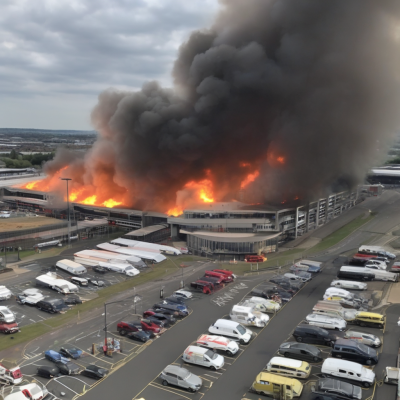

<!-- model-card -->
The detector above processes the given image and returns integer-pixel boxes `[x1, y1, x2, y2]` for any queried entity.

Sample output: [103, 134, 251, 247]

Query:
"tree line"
[0, 150, 54, 168]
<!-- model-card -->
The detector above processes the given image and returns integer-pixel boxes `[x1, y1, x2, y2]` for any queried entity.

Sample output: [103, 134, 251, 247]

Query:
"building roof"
[180, 229, 281, 243]
[126, 224, 169, 237]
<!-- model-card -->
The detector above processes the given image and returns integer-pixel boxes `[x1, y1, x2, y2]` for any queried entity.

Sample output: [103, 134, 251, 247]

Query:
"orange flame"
[167, 207, 184, 217]
[240, 170, 260, 189]
[277, 156, 285, 164]
[103, 199, 122, 208]
[184, 179, 215, 203]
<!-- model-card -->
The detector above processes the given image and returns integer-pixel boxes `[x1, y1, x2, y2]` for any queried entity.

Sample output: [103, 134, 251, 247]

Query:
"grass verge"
[305, 214, 375, 255]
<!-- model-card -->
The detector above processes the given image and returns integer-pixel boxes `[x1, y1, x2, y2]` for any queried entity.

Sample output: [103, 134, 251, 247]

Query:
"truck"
[4, 383, 48, 400]
[245, 255, 264, 263]
[0, 362, 22, 384]
[55, 259, 87, 275]
[35, 272, 79, 294]
[98, 261, 140, 276]
[74, 249, 147, 268]
[97, 243, 166, 263]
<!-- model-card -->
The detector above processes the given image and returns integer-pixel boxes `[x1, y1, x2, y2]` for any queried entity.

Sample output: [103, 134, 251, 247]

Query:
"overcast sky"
[0, 0, 219, 130]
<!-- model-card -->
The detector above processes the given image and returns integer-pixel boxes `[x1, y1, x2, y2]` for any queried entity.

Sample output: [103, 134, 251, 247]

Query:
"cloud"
[0, 0, 219, 129]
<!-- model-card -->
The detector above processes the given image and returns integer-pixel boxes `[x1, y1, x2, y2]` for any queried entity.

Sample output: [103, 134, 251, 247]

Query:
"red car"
[0, 321, 19, 334]
[117, 321, 141, 336]
[140, 319, 161, 334]
[212, 269, 235, 279]
[205, 270, 233, 283]
[190, 280, 214, 294]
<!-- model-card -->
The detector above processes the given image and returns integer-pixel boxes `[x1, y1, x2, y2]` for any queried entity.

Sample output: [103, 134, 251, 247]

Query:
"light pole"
[60, 178, 72, 246]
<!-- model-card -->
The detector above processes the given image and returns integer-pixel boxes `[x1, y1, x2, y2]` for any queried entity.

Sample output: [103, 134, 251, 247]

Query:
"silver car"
[160, 365, 202, 392]
[344, 330, 381, 348]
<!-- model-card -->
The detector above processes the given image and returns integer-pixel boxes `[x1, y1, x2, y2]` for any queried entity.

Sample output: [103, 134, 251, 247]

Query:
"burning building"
[19, 0, 400, 217]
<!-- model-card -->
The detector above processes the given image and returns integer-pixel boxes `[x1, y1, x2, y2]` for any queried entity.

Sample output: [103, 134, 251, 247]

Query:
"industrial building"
[0, 186, 360, 259]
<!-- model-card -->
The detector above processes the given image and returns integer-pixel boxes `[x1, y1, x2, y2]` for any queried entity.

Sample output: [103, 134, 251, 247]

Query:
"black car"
[332, 339, 378, 365]
[279, 342, 323, 362]
[59, 347, 82, 359]
[127, 330, 153, 342]
[37, 365, 60, 378]
[293, 324, 340, 347]
[81, 365, 109, 380]
[56, 361, 80, 375]
[144, 312, 175, 326]
[253, 286, 293, 302]
[153, 302, 188, 317]
[64, 295, 83, 305]
[93, 266, 108, 274]
[164, 296, 186, 305]
[150, 308, 179, 318]
[36, 299, 68, 313]
[269, 276, 303, 291]
[312, 378, 362, 400]
[310, 395, 348, 400]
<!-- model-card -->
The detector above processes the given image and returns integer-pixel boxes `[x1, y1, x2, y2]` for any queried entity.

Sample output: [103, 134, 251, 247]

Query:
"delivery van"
[265, 356, 311, 378]
[251, 372, 303, 398]
[196, 334, 239, 356]
[182, 346, 224, 370]
[208, 319, 252, 344]
[229, 305, 269, 327]
[321, 358, 375, 387]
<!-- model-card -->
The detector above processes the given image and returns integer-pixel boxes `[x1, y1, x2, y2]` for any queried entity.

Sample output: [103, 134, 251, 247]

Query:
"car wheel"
[378, 324, 383, 329]
[188, 388, 195, 393]
[366, 359, 372, 365]
[359, 322, 366, 327]
[119, 330, 127, 336]
[239, 339, 245, 345]
[162, 380, 169, 386]
[141, 338, 146, 342]
[296, 336, 303, 342]
[284, 352, 290, 358]
[226, 351, 233, 356]
[362, 381, 371, 388]
[313, 356, 319, 362]
[210, 366, 216, 371]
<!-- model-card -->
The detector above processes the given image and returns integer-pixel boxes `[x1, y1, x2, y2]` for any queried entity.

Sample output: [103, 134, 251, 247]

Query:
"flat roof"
[126, 224, 169, 237]
[181, 229, 281, 243]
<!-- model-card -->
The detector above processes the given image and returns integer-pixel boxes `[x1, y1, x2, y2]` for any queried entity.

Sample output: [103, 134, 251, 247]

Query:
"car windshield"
[357, 343, 371, 353]
[182, 370, 191, 380]
[237, 325, 246, 334]
[205, 350, 218, 360]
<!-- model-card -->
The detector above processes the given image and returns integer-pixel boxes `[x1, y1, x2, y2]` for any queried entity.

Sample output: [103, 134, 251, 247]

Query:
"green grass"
[0, 262, 178, 353]
[305, 214, 375, 255]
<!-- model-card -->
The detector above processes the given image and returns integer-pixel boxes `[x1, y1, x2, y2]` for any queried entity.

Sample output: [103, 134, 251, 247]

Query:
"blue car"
[59, 347, 82, 359]
[44, 350, 69, 364]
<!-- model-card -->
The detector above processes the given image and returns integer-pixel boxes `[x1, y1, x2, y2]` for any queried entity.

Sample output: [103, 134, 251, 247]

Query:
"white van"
[196, 334, 239, 356]
[324, 288, 353, 301]
[0, 286, 12, 301]
[229, 305, 269, 327]
[266, 356, 311, 379]
[364, 260, 387, 270]
[341, 266, 397, 282]
[330, 280, 367, 291]
[284, 273, 307, 283]
[182, 346, 224, 370]
[313, 302, 357, 321]
[321, 358, 375, 387]
[98, 262, 140, 277]
[208, 319, 253, 344]
[306, 313, 346, 331]
[56, 259, 87, 275]
[242, 297, 281, 313]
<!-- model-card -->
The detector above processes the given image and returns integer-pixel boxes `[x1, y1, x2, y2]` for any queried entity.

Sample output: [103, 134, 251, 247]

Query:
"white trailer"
[111, 238, 182, 255]
[97, 243, 166, 263]
[74, 249, 147, 268]
[35, 272, 79, 294]
[98, 262, 140, 276]
[341, 266, 398, 282]
[56, 259, 87, 275]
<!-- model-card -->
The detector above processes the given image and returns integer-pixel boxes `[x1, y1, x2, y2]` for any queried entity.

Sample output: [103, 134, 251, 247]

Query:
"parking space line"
[51, 377, 80, 395]
[149, 382, 193, 400]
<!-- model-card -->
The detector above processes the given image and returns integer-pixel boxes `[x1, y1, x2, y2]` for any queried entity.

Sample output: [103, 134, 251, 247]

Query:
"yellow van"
[252, 372, 303, 399]
[265, 357, 311, 379]
[355, 312, 385, 329]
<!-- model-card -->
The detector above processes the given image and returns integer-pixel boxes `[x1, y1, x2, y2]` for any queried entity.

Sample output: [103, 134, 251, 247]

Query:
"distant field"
[0, 216, 63, 233]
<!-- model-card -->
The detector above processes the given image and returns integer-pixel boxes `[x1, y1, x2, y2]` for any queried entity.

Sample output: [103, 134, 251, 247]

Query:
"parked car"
[127, 330, 153, 342]
[56, 361, 80, 375]
[278, 342, 323, 362]
[64, 295, 82, 305]
[16, 289, 44, 305]
[173, 289, 193, 299]
[390, 262, 400, 273]
[37, 365, 60, 378]
[196, 334, 239, 356]
[306, 313, 347, 331]
[93, 266, 108, 274]
[0, 306, 16, 323]
[164, 296, 186, 305]
[269, 276, 303, 292]
[0, 321, 19, 334]
[117, 321, 142, 336]
[70, 277, 88, 287]
[81, 365, 109, 379]
[332, 339, 378, 365]
[153, 301, 188, 317]
[250, 287, 283, 303]
[44, 350, 69, 364]
[143, 311, 175, 326]
[160, 365, 202, 392]
[151, 307, 180, 318]
[59, 347, 83, 359]
[88, 278, 105, 287]
[293, 325, 340, 346]
[344, 330, 381, 348]
[140, 319, 161, 334]
[36, 298, 68, 313]
[293, 270, 313, 281]
[145, 316, 168, 328]
[312, 378, 362, 400]
[284, 273, 309, 283]
[330, 280, 367, 290]
[3, 383, 49, 400]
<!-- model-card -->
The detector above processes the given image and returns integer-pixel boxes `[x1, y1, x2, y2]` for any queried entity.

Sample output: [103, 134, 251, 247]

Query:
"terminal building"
[0, 186, 359, 259]
[367, 165, 400, 185]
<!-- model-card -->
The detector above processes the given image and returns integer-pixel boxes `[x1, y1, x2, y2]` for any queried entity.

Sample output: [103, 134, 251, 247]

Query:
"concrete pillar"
[295, 207, 299, 238]
[316, 200, 320, 227]
[325, 197, 329, 222]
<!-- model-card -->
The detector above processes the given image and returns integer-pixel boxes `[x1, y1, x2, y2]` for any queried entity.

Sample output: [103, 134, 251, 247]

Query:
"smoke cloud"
[43, 0, 400, 211]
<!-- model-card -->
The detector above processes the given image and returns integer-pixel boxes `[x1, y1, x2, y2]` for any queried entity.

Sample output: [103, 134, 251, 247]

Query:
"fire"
[24, 181, 39, 190]
[81, 195, 97, 205]
[167, 207, 184, 217]
[277, 156, 285, 164]
[240, 170, 260, 189]
[103, 199, 122, 208]
[184, 179, 215, 203]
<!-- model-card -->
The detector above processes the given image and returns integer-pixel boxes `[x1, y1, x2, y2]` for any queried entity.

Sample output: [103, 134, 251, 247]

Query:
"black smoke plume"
[44, 0, 400, 211]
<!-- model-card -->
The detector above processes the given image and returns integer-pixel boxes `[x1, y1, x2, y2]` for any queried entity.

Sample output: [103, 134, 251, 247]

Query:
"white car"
[324, 287, 353, 301]
[0, 286, 12, 301]
[4, 383, 48, 400]
[330, 280, 367, 291]
[174, 289, 193, 299]
[242, 297, 281, 313]
[17, 289, 44, 305]
[364, 260, 387, 270]
[196, 334, 239, 355]
[284, 273, 307, 283]
[306, 313, 347, 331]
[0, 306, 16, 323]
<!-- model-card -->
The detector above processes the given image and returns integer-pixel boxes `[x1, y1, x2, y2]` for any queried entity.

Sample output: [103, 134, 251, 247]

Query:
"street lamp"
[60, 178, 72, 246]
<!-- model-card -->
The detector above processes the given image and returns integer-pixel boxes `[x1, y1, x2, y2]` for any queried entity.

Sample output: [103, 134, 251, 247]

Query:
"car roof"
[163, 365, 189, 376]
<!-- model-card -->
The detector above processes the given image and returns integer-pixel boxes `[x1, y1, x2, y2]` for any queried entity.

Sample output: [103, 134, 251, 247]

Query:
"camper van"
[265, 356, 311, 378]
[341, 266, 397, 282]
[321, 358, 375, 387]
[330, 280, 367, 290]
[313, 301, 357, 321]
[229, 305, 269, 327]
[241, 297, 281, 313]
[251, 372, 303, 398]
[338, 266, 375, 281]
[99, 262, 140, 277]
[182, 346, 224, 370]
[55, 259, 87, 275]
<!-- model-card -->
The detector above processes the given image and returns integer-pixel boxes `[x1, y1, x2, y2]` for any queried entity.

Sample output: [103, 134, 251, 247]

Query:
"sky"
[0, 0, 220, 130]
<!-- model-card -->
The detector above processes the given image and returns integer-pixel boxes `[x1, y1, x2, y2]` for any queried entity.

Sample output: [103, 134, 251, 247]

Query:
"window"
[349, 372, 354, 376]
[339, 369, 346, 373]
[260, 380, 269, 385]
